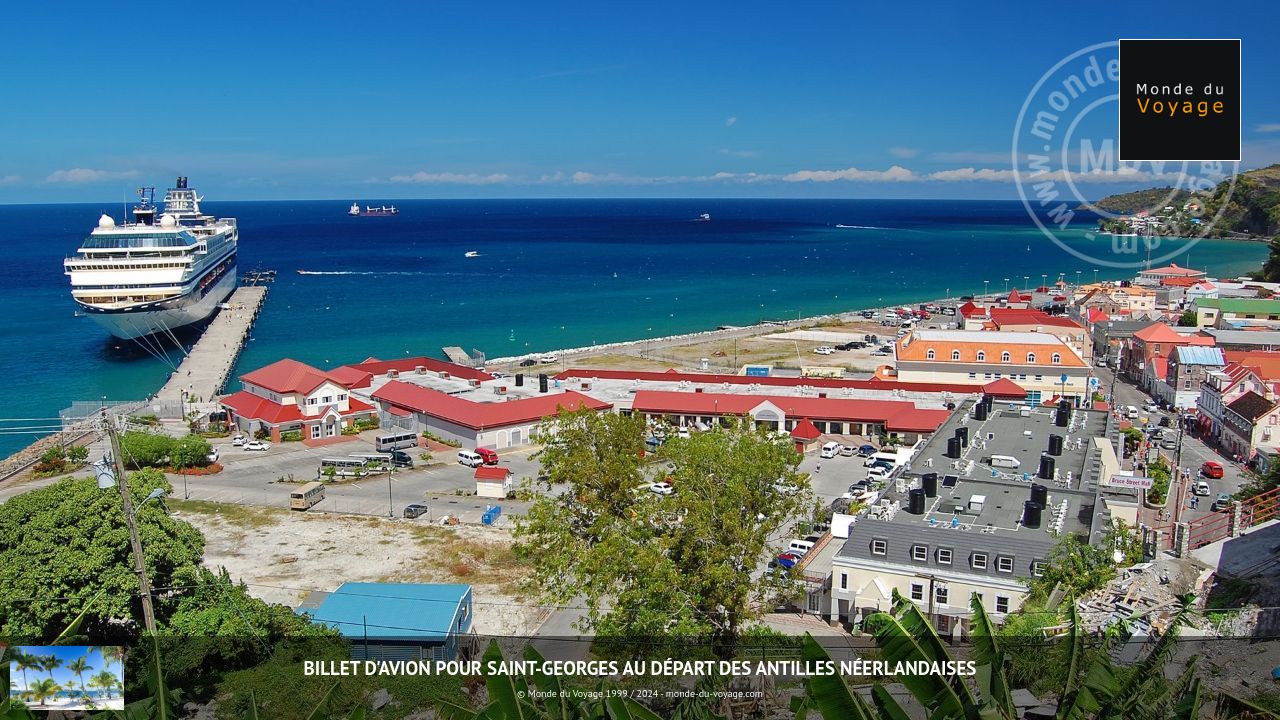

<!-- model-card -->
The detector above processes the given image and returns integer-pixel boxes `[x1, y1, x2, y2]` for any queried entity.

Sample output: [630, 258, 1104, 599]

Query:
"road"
[1095, 365, 1252, 528]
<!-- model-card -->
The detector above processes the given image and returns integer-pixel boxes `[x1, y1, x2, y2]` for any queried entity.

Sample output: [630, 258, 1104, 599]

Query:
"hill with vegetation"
[1086, 186, 1191, 214]
[1086, 164, 1280, 238]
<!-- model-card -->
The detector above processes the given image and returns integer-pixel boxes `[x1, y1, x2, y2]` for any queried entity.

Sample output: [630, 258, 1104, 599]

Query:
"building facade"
[220, 359, 377, 441]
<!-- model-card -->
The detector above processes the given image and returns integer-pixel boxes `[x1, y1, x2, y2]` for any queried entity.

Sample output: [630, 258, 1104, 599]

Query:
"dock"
[442, 346, 474, 366]
[156, 286, 268, 403]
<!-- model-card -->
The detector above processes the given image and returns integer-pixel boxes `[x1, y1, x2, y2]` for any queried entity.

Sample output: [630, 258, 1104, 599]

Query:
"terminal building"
[823, 395, 1137, 634]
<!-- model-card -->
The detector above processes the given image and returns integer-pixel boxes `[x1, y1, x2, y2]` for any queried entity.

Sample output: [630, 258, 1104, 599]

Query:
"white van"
[457, 450, 485, 468]
[1125, 406, 1140, 419]
[788, 538, 816, 556]
[820, 442, 841, 459]
[865, 452, 899, 468]
[989, 455, 1021, 469]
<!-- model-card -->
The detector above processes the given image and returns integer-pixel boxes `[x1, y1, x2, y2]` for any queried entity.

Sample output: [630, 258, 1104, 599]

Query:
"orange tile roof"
[896, 334, 1087, 368]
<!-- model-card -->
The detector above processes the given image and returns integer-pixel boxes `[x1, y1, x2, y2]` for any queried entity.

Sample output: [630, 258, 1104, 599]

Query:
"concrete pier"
[442, 346, 473, 366]
[156, 286, 268, 404]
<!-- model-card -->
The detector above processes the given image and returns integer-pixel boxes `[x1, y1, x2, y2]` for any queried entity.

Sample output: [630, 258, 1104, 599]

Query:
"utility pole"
[102, 409, 158, 634]
[387, 462, 395, 518]
[1172, 409, 1188, 524]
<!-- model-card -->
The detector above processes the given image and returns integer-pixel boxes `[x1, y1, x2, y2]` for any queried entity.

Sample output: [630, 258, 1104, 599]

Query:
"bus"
[375, 431, 419, 452]
[319, 457, 370, 477]
[348, 453, 394, 471]
[290, 482, 326, 510]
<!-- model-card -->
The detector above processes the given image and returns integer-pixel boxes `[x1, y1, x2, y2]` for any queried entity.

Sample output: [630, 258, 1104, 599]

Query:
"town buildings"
[1194, 298, 1280, 329]
[219, 359, 378, 441]
[299, 582, 473, 661]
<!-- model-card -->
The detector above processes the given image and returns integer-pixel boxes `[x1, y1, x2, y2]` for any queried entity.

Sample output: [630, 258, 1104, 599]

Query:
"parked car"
[867, 466, 890, 481]
[519, 358, 537, 367]
[676, 427, 691, 439]
[1211, 493, 1233, 511]
[858, 444, 876, 456]
[539, 354, 559, 363]
[403, 503, 430, 519]
[770, 553, 800, 570]
[231, 435, 246, 447]
[649, 481, 675, 495]
[820, 441, 841, 459]
[243, 440, 270, 451]
[813, 346, 835, 355]
[1143, 402, 1159, 413]
[1192, 481, 1212, 497]
[207, 448, 219, 464]
[840, 444, 857, 457]
[1201, 461, 1224, 479]
[476, 447, 499, 465]
[1158, 416, 1172, 427]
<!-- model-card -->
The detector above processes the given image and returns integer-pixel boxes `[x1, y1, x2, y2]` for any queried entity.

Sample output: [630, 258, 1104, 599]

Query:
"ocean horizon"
[0, 198, 1267, 458]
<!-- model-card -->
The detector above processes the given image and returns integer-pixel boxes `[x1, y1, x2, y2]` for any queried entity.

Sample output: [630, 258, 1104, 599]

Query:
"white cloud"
[1255, 123, 1280, 133]
[387, 171, 511, 185]
[718, 148, 759, 158]
[725, 116, 737, 127]
[784, 165, 918, 183]
[928, 167, 1018, 181]
[888, 146, 921, 159]
[45, 168, 138, 184]
[0, 175, 20, 185]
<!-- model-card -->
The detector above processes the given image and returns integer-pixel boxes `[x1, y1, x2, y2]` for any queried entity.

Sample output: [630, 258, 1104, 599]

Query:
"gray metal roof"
[1202, 329, 1280, 348]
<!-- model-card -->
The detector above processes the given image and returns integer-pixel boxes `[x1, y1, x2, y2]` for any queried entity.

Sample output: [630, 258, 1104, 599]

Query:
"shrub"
[170, 435, 213, 469]
[120, 431, 176, 468]
[280, 430, 303, 442]
[67, 445, 89, 463]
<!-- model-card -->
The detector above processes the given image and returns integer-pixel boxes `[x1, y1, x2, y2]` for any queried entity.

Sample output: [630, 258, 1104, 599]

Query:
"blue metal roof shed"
[298, 582, 474, 661]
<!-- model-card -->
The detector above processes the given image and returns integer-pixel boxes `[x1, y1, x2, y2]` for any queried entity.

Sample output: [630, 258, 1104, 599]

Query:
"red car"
[1201, 461, 1224, 479]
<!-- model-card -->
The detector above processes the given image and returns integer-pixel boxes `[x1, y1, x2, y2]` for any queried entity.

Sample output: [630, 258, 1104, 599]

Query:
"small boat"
[695, 212, 711, 221]
[464, 251, 480, 258]
[349, 203, 398, 217]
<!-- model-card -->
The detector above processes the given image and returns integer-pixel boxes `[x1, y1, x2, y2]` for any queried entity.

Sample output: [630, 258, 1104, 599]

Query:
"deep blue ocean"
[0, 198, 1267, 457]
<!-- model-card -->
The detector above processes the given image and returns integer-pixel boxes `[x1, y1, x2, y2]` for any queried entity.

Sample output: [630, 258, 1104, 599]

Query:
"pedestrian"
[815, 462, 822, 474]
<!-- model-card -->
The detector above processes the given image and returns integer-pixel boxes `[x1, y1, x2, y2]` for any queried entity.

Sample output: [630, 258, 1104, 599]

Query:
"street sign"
[1060, 374, 1069, 383]
[1107, 474, 1154, 490]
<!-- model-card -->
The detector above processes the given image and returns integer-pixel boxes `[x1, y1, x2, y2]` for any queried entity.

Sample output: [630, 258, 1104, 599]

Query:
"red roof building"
[551, 368, 984, 395]
[341, 356, 493, 384]
[789, 418, 822, 441]
[1121, 322, 1214, 382]
[222, 358, 377, 442]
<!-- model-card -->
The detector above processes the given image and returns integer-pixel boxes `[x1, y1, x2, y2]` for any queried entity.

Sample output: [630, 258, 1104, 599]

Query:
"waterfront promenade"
[156, 286, 268, 405]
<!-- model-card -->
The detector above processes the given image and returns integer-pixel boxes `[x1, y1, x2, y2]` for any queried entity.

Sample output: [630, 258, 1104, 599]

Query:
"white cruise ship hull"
[80, 265, 238, 340]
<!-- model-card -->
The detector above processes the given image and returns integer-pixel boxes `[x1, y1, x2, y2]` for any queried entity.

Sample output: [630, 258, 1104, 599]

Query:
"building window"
[910, 583, 924, 601]
[1027, 352, 1036, 363]
[338, 393, 347, 401]
[996, 556, 1014, 573]
[969, 372, 977, 379]
[995, 596, 1010, 613]
[971, 552, 988, 569]
[937, 548, 953, 565]
[977, 351, 986, 362]
[310, 424, 320, 439]
[1051, 354, 1061, 364]
[871, 539, 887, 556]
[926, 348, 936, 360]
[911, 545, 928, 562]
[952, 350, 961, 361]
[840, 573, 848, 590]
[321, 395, 333, 404]
[1035, 375, 1043, 381]
[984, 373, 992, 379]
[307, 397, 318, 405]
[935, 585, 949, 606]
[1032, 561, 1046, 577]
[807, 592, 822, 613]
[1001, 351, 1011, 363]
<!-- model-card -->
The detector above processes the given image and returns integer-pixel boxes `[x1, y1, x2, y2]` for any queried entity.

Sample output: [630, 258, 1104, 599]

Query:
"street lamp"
[983, 280, 990, 297]
[1003, 278, 1010, 294]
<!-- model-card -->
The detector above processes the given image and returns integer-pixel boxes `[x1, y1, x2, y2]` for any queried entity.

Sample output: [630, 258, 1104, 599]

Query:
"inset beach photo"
[7, 646, 124, 712]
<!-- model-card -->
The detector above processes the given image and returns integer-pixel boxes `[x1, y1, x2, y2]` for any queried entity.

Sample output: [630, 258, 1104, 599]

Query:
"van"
[1125, 406, 1140, 419]
[865, 452, 898, 468]
[788, 538, 816, 556]
[989, 455, 1021, 468]
[476, 447, 499, 465]
[867, 466, 890, 481]
[457, 450, 484, 468]
[820, 442, 841, 459]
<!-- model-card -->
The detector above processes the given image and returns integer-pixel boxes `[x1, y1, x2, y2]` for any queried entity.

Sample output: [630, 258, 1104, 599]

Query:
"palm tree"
[90, 671, 118, 700]
[13, 651, 40, 697]
[100, 646, 124, 677]
[66, 656, 92, 696]
[39, 654, 62, 683]
[27, 678, 60, 709]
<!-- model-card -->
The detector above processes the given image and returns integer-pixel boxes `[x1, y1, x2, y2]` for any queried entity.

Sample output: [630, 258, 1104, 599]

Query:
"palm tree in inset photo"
[28, 678, 60, 709]
[40, 653, 62, 683]
[66, 655, 92, 697]
[100, 646, 124, 677]
[13, 651, 41, 697]
[90, 670, 118, 700]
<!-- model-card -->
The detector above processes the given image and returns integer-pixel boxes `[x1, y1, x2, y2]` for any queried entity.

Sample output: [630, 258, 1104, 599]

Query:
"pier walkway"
[156, 286, 268, 404]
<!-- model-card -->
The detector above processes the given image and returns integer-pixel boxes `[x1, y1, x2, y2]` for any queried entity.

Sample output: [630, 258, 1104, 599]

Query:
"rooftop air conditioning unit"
[581, 382, 591, 390]
[388, 369, 399, 378]
[415, 365, 426, 374]
[438, 371, 450, 379]
[469, 379, 481, 388]
[495, 386, 507, 395]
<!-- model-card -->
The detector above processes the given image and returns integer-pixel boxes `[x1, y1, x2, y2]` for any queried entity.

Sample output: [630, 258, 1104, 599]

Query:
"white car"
[676, 427, 691, 439]
[1144, 402, 1159, 413]
[813, 346, 835, 355]
[1193, 481, 1212, 497]
[207, 448, 220, 464]
[539, 354, 559, 364]
[243, 440, 270, 451]
[649, 481, 675, 495]
[867, 466, 890, 481]
[231, 435, 246, 447]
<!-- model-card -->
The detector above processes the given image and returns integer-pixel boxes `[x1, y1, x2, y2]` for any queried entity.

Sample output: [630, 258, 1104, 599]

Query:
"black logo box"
[1119, 39, 1240, 162]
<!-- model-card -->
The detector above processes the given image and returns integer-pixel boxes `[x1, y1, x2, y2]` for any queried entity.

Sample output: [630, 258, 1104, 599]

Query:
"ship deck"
[155, 286, 268, 403]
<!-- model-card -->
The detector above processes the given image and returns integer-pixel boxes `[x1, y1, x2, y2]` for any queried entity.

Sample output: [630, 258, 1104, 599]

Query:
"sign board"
[744, 366, 771, 377]
[1107, 474, 1154, 490]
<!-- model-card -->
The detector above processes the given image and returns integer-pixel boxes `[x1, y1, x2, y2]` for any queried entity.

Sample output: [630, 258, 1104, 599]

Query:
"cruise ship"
[64, 177, 238, 340]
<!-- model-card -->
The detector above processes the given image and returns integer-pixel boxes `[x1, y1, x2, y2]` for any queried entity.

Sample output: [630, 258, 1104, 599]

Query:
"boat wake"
[835, 224, 892, 230]
[297, 270, 431, 276]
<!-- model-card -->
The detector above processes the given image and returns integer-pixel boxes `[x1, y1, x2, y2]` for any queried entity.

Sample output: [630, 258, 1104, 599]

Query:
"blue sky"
[0, 1, 1276, 202]
[9, 646, 122, 692]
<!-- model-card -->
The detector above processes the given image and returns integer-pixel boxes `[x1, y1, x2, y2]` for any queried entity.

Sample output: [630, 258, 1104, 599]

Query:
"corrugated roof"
[1172, 346, 1225, 366]
[372, 381, 611, 429]
[302, 582, 470, 639]
[240, 359, 349, 395]
[1196, 297, 1280, 314]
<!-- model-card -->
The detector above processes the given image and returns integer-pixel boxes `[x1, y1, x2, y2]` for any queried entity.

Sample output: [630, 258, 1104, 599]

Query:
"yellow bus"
[290, 481, 326, 510]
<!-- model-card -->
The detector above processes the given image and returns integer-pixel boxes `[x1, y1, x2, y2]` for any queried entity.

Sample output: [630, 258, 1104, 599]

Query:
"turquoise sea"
[0, 199, 1267, 458]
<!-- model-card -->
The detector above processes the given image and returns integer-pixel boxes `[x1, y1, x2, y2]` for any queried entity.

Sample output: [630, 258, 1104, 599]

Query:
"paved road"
[1095, 365, 1251, 528]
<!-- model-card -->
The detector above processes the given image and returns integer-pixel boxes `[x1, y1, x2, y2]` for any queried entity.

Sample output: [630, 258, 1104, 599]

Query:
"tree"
[1261, 236, 1280, 283]
[118, 431, 176, 468]
[27, 678, 60, 708]
[100, 646, 123, 676]
[66, 445, 89, 464]
[1028, 521, 1139, 601]
[0, 469, 205, 640]
[39, 655, 61, 683]
[170, 434, 212, 469]
[516, 410, 812, 657]
[89, 670, 117, 700]
[66, 656, 91, 696]
[1177, 310, 1197, 327]
[14, 650, 41, 697]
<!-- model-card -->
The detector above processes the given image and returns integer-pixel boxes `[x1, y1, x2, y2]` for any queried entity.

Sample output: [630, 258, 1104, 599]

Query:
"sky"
[9, 646, 121, 692]
[0, 1, 1277, 202]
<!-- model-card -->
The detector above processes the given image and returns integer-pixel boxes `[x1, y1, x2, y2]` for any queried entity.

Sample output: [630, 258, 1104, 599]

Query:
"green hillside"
[1085, 186, 1190, 214]
[1087, 164, 1280, 238]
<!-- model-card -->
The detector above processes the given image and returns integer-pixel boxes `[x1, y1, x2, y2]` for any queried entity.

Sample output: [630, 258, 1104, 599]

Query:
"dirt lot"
[172, 500, 546, 636]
